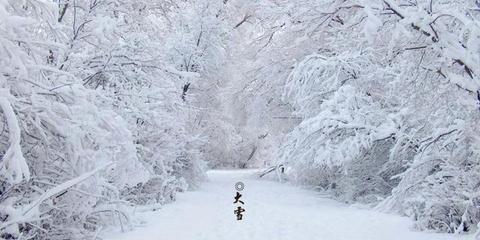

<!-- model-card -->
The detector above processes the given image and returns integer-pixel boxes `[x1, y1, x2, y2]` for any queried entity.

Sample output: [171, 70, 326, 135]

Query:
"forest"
[0, 0, 479, 239]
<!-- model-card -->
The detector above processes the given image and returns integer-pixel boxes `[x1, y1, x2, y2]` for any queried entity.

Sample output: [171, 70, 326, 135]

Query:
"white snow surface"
[106, 170, 473, 240]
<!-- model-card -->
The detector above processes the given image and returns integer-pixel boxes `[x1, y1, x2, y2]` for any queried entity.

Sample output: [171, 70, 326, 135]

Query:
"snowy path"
[107, 170, 472, 240]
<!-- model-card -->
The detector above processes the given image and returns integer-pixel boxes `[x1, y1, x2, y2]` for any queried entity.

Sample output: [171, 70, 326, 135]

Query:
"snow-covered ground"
[105, 170, 473, 240]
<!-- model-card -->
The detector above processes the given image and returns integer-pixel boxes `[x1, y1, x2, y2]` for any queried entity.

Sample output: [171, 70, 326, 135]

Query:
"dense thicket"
[233, 0, 480, 234]
[0, 0, 227, 239]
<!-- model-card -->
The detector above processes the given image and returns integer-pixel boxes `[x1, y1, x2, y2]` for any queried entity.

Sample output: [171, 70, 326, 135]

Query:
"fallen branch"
[259, 164, 284, 178]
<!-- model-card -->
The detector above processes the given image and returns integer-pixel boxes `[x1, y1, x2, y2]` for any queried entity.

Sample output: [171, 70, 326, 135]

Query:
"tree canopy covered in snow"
[0, 0, 479, 239]
[244, 0, 480, 234]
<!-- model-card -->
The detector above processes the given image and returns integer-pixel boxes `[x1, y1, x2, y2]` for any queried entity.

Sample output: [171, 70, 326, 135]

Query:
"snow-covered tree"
[247, 0, 480, 233]
[0, 0, 219, 239]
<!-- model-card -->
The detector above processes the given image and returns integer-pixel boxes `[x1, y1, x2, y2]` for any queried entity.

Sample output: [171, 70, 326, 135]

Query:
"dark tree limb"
[181, 82, 190, 101]
[234, 14, 252, 29]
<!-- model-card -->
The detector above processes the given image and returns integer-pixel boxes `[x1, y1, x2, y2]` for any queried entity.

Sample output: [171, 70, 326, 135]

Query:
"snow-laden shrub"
[380, 118, 480, 233]
[336, 138, 397, 203]
[281, 67, 398, 203]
